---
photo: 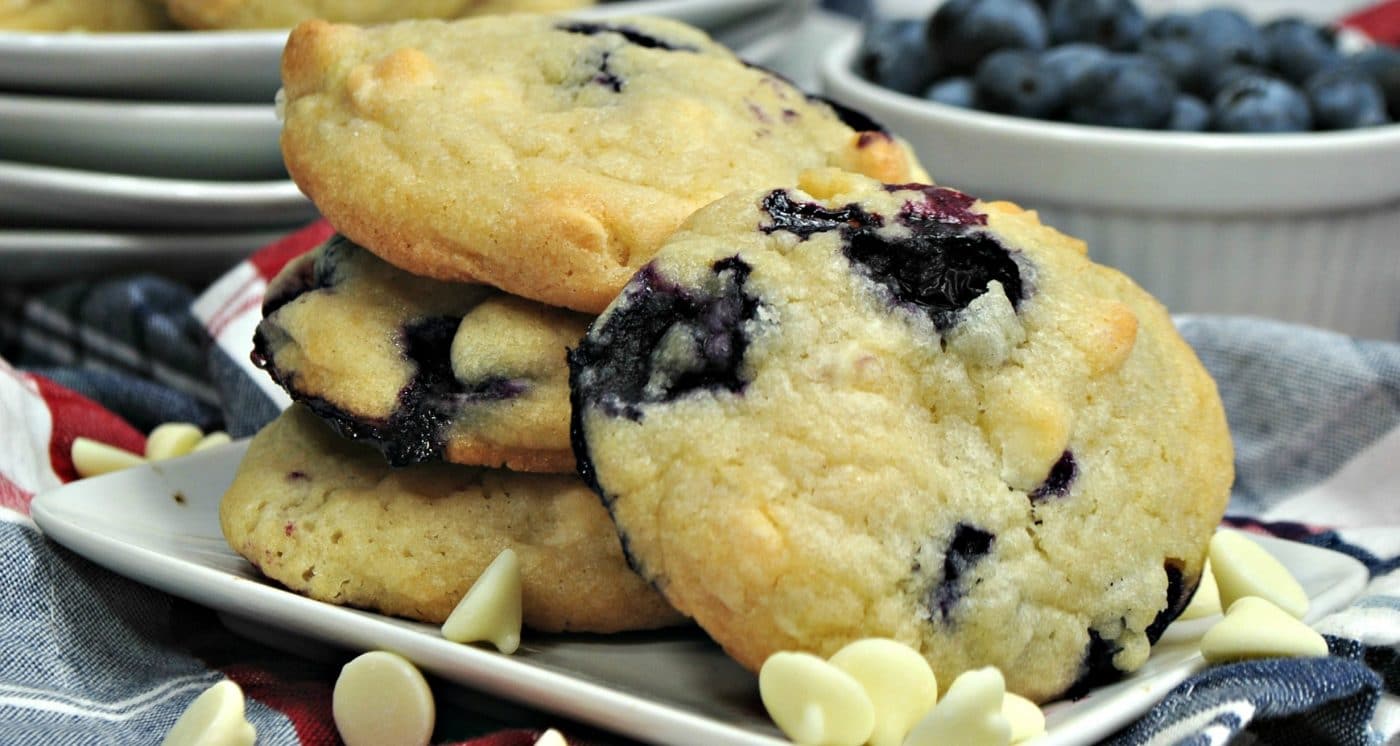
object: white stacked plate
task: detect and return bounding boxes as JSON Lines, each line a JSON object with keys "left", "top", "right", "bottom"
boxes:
{"left": 0, "top": 0, "right": 810, "bottom": 283}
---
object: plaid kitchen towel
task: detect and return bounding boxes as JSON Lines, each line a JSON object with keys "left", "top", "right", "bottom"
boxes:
{"left": 1, "top": 222, "right": 1398, "bottom": 744}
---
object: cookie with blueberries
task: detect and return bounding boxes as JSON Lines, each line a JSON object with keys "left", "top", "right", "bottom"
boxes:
{"left": 279, "top": 15, "right": 927, "bottom": 314}
{"left": 254, "top": 234, "right": 587, "bottom": 473}
{"left": 221, "top": 403, "right": 683, "bottom": 632}
{"left": 569, "top": 170, "right": 1233, "bottom": 703}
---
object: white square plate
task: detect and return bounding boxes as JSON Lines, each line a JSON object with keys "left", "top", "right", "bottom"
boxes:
{"left": 30, "top": 443, "right": 1369, "bottom": 745}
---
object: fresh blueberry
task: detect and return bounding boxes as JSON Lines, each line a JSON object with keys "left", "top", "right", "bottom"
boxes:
{"left": 1346, "top": 46, "right": 1400, "bottom": 120}
{"left": 1142, "top": 11, "right": 1195, "bottom": 44}
{"left": 928, "top": 0, "right": 1050, "bottom": 73}
{"left": 1165, "top": 93, "right": 1210, "bottom": 130}
{"left": 1140, "top": 13, "right": 1202, "bottom": 88}
{"left": 1041, "top": 42, "right": 1111, "bottom": 91}
{"left": 1211, "top": 74, "right": 1313, "bottom": 132}
{"left": 925, "top": 76, "right": 978, "bottom": 108}
{"left": 1201, "top": 63, "right": 1273, "bottom": 99}
{"left": 1064, "top": 53, "right": 1177, "bottom": 128}
{"left": 974, "top": 48, "right": 1069, "bottom": 118}
{"left": 1261, "top": 17, "right": 1341, "bottom": 85}
{"left": 1305, "top": 66, "right": 1390, "bottom": 129}
{"left": 1189, "top": 8, "right": 1269, "bottom": 76}
{"left": 858, "top": 16, "right": 941, "bottom": 95}
{"left": 1045, "top": 0, "right": 1145, "bottom": 51}
{"left": 1140, "top": 38, "right": 1200, "bottom": 90}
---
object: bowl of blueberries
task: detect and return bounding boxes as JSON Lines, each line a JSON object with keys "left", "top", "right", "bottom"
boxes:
{"left": 820, "top": 0, "right": 1400, "bottom": 340}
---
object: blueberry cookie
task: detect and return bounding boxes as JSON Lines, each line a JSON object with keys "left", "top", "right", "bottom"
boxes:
{"left": 164, "top": 0, "right": 593, "bottom": 30}
{"left": 253, "top": 235, "right": 585, "bottom": 472}
{"left": 1, "top": 0, "right": 170, "bottom": 31}
{"left": 279, "top": 15, "right": 928, "bottom": 313}
{"left": 221, "top": 403, "right": 682, "bottom": 632}
{"left": 569, "top": 170, "right": 1233, "bottom": 702}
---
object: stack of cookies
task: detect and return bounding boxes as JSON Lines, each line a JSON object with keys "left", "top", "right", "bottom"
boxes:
{"left": 220, "top": 15, "right": 925, "bottom": 637}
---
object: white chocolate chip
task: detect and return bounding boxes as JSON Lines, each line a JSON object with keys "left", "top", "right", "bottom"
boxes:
{"left": 903, "top": 667, "right": 1011, "bottom": 746}
{"left": 759, "top": 651, "right": 875, "bottom": 746}
{"left": 1178, "top": 559, "right": 1222, "bottom": 621}
{"left": 827, "top": 638, "right": 937, "bottom": 746}
{"left": 441, "top": 548, "right": 523, "bottom": 654}
{"left": 146, "top": 422, "right": 205, "bottom": 461}
{"left": 160, "top": 680, "right": 257, "bottom": 746}
{"left": 1001, "top": 693, "right": 1044, "bottom": 744}
{"left": 333, "top": 651, "right": 435, "bottom": 746}
{"left": 192, "top": 432, "right": 233, "bottom": 452}
{"left": 1200, "top": 596, "right": 1329, "bottom": 664}
{"left": 1209, "top": 531, "right": 1309, "bottom": 618}
{"left": 71, "top": 437, "right": 145, "bottom": 478}
{"left": 533, "top": 728, "right": 568, "bottom": 746}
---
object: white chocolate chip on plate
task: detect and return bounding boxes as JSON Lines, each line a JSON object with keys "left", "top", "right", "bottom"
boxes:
{"left": 1200, "top": 596, "right": 1329, "bottom": 664}
{"left": 903, "top": 667, "right": 1011, "bottom": 746}
{"left": 160, "top": 679, "right": 257, "bottom": 746}
{"left": 759, "top": 651, "right": 875, "bottom": 746}
{"left": 827, "top": 638, "right": 937, "bottom": 746}
{"left": 533, "top": 728, "right": 568, "bottom": 746}
{"left": 192, "top": 431, "right": 233, "bottom": 452}
{"left": 1209, "top": 530, "right": 1310, "bottom": 618}
{"left": 71, "top": 437, "right": 145, "bottom": 478}
{"left": 146, "top": 422, "right": 205, "bottom": 461}
{"left": 1001, "top": 693, "right": 1045, "bottom": 744}
{"left": 333, "top": 651, "right": 435, "bottom": 746}
{"left": 441, "top": 547, "right": 523, "bottom": 654}
{"left": 1178, "top": 558, "right": 1222, "bottom": 621}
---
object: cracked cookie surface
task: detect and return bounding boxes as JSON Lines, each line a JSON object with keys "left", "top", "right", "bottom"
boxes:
{"left": 221, "top": 403, "right": 682, "bottom": 632}
{"left": 279, "top": 15, "right": 927, "bottom": 313}
{"left": 569, "top": 171, "right": 1233, "bottom": 702}
{"left": 253, "top": 235, "right": 585, "bottom": 472}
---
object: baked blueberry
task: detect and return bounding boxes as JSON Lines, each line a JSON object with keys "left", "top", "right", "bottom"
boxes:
{"left": 254, "top": 235, "right": 589, "bottom": 472}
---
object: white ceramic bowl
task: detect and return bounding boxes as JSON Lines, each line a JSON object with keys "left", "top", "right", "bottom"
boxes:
{"left": 820, "top": 29, "right": 1400, "bottom": 341}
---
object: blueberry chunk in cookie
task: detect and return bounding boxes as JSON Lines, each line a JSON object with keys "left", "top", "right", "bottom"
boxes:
{"left": 570, "top": 170, "right": 1233, "bottom": 703}
{"left": 254, "top": 235, "right": 587, "bottom": 472}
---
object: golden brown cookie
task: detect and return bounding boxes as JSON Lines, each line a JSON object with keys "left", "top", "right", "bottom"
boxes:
{"left": 279, "top": 15, "right": 928, "bottom": 313}
{"left": 221, "top": 403, "right": 683, "bottom": 633}
{"left": 569, "top": 170, "right": 1233, "bottom": 702}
